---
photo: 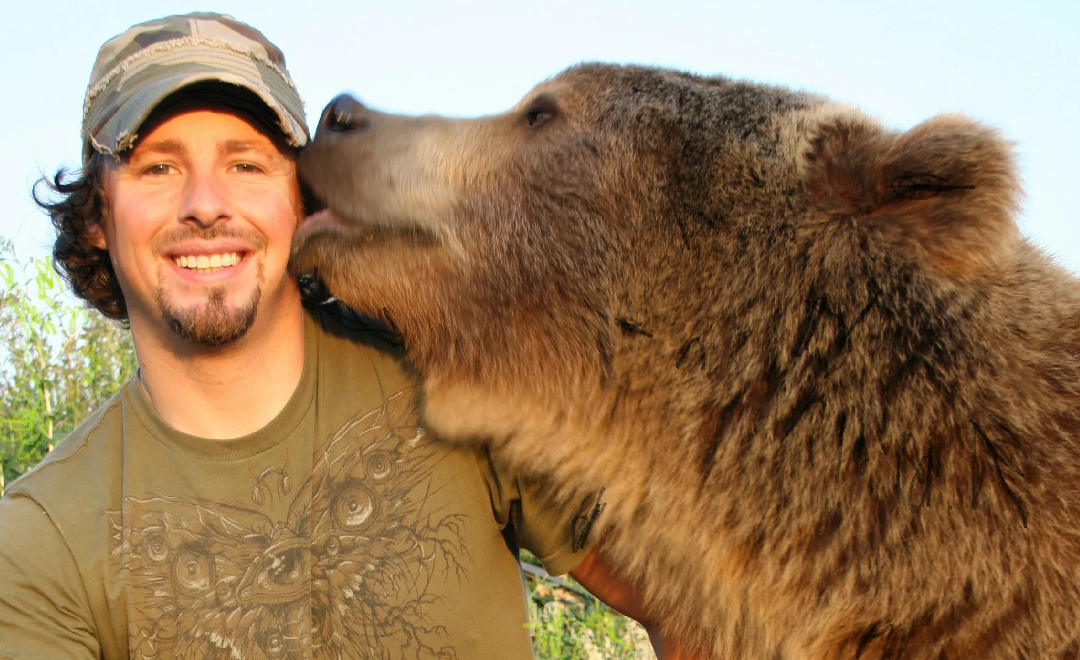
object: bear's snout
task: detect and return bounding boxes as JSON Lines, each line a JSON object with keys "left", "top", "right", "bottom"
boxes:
{"left": 321, "top": 94, "right": 370, "bottom": 135}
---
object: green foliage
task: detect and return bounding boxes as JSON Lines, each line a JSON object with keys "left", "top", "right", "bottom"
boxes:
{"left": 0, "top": 237, "right": 137, "bottom": 491}
{"left": 520, "top": 549, "right": 657, "bottom": 660}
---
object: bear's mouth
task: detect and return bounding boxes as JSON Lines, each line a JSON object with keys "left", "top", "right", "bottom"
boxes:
{"left": 296, "top": 208, "right": 441, "bottom": 249}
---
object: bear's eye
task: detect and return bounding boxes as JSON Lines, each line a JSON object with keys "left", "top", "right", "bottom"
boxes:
{"left": 523, "top": 94, "right": 558, "bottom": 129}
{"left": 526, "top": 109, "right": 553, "bottom": 127}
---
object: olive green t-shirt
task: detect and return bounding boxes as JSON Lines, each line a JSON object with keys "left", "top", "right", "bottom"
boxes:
{"left": 0, "top": 309, "right": 598, "bottom": 659}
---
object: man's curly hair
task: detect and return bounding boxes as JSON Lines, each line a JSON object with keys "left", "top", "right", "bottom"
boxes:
{"left": 32, "top": 151, "right": 127, "bottom": 322}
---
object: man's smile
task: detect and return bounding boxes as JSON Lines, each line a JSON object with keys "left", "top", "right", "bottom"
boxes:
{"left": 162, "top": 239, "right": 262, "bottom": 281}
{"left": 173, "top": 252, "right": 241, "bottom": 271}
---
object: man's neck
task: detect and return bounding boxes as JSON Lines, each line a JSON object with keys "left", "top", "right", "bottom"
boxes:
{"left": 130, "top": 299, "right": 308, "bottom": 440}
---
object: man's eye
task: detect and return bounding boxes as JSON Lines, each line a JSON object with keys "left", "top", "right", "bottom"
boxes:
{"left": 145, "top": 164, "right": 174, "bottom": 175}
{"left": 233, "top": 163, "right": 263, "bottom": 174}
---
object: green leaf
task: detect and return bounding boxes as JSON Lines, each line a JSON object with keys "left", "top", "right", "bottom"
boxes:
{"left": 0, "top": 261, "right": 14, "bottom": 289}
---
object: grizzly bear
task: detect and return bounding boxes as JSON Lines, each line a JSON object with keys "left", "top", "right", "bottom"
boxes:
{"left": 289, "top": 64, "right": 1080, "bottom": 659}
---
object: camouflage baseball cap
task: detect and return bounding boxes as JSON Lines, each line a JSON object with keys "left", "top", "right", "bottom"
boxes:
{"left": 82, "top": 12, "right": 308, "bottom": 165}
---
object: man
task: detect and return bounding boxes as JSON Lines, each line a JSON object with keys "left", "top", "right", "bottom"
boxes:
{"left": 0, "top": 12, "right": 700, "bottom": 660}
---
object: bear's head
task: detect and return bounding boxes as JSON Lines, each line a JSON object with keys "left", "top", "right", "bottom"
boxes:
{"left": 291, "top": 63, "right": 1026, "bottom": 451}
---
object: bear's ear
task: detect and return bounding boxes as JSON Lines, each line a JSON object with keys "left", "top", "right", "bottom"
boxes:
{"left": 800, "top": 111, "right": 1023, "bottom": 278}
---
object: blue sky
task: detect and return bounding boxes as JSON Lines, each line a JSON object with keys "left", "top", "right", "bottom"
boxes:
{"left": 2, "top": 0, "right": 1077, "bottom": 273}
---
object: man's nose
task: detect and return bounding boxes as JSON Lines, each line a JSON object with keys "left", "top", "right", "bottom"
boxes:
{"left": 319, "top": 94, "right": 370, "bottom": 135}
{"left": 179, "top": 168, "right": 229, "bottom": 228}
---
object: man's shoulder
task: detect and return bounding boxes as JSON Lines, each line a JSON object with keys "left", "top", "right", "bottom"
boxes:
{"left": 4, "top": 383, "right": 129, "bottom": 507}
{"left": 308, "top": 303, "right": 405, "bottom": 354}
{"left": 308, "top": 304, "right": 418, "bottom": 389}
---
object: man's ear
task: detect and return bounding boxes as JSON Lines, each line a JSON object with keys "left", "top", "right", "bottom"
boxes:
{"left": 86, "top": 219, "right": 108, "bottom": 250}
{"left": 800, "top": 110, "right": 1022, "bottom": 279}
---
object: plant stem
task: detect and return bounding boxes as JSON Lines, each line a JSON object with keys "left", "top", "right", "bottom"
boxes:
{"left": 31, "top": 325, "right": 53, "bottom": 452}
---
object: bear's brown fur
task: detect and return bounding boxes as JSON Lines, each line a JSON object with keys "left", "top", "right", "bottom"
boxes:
{"left": 291, "top": 64, "right": 1080, "bottom": 659}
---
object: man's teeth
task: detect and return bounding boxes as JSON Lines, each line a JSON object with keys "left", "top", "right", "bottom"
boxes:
{"left": 173, "top": 253, "right": 242, "bottom": 272}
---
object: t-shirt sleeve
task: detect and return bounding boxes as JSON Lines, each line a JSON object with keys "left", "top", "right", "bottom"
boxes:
{"left": 0, "top": 494, "right": 99, "bottom": 660}
{"left": 475, "top": 447, "right": 604, "bottom": 577}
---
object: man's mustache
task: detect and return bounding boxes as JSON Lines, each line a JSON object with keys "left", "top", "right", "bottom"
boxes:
{"left": 151, "top": 225, "right": 268, "bottom": 254}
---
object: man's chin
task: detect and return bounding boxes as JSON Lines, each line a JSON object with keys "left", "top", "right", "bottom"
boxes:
{"left": 158, "top": 287, "right": 262, "bottom": 348}
{"left": 164, "top": 310, "right": 257, "bottom": 347}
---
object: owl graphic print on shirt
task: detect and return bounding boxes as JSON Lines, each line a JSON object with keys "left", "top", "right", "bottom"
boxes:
{"left": 107, "top": 389, "right": 470, "bottom": 660}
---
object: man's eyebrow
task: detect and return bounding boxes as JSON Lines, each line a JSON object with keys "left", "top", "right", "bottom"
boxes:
{"left": 220, "top": 139, "right": 274, "bottom": 156}
{"left": 135, "top": 138, "right": 187, "bottom": 156}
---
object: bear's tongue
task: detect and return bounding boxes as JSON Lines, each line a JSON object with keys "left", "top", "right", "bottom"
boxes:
{"left": 300, "top": 208, "right": 347, "bottom": 232}
{"left": 296, "top": 208, "right": 441, "bottom": 249}
{"left": 295, "top": 208, "right": 350, "bottom": 244}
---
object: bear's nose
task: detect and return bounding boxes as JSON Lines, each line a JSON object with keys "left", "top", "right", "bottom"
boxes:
{"left": 322, "top": 94, "right": 369, "bottom": 134}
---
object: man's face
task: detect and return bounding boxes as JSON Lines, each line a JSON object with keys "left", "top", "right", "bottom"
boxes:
{"left": 100, "top": 106, "right": 303, "bottom": 347}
